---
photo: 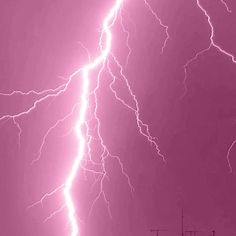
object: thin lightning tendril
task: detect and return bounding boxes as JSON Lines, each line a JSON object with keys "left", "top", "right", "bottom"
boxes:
{"left": 43, "top": 205, "right": 66, "bottom": 223}
{"left": 183, "top": 0, "right": 236, "bottom": 172}
{"left": 220, "top": 0, "right": 232, "bottom": 13}
{"left": 119, "top": 11, "right": 132, "bottom": 67}
{"left": 143, "top": 0, "right": 169, "bottom": 53}
{"left": 109, "top": 54, "right": 165, "bottom": 161}
{"left": 31, "top": 104, "right": 78, "bottom": 165}
{"left": 226, "top": 140, "right": 235, "bottom": 173}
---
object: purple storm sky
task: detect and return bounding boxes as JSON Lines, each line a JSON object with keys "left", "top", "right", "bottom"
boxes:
{"left": 1, "top": 0, "right": 236, "bottom": 236}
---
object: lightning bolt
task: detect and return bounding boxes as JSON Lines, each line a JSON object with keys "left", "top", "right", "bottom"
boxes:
{"left": 182, "top": 0, "right": 236, "bottom": 172}
{"left": 4, "top": 0, "right": 234, "bottom": 234}
{"left": 119, "top": 10, "right": 132, "bottom": 67}
{"left": 143, "top": 0, "right": 169, "bottom": 53}
{"left": 195, "top": 0, "right": 235, "bottom": 61}
{"left": 220, "top": 0, "right": 232, "bottom": 13}
{"left": 183, "top": 0, "right": 236, "bottom": 95}
{"left": 63, "top": 1, "right": 126, "bottom": 234}
{"left": 1, "top": 0, "right": 168, "bottom": 235}
{"left": 226, "top": 139, "right": 235, "bottom": 173}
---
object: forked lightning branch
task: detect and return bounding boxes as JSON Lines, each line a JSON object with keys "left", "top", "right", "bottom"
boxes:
{"left": 1, "top": 0, "right": 235, "bottom": 236}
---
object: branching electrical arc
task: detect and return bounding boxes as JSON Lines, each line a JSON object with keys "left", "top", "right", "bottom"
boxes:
{"left": 1, "top": 0, "right": 166, "bottom": 235}
{"left": 1, "top": 0, "right": 236, "bottom": 235}
{"left": 183, "top": 0, "right": 236, "bottom": 173}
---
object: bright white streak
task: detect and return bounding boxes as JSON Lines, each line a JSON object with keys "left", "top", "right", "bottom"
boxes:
{"left": 63, "top": 1, "right": 123, "bottom": 235}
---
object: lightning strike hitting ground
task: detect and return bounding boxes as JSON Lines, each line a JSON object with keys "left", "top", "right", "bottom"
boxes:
{"left": 182, "top": 0, "right": 236, "bottom": 172}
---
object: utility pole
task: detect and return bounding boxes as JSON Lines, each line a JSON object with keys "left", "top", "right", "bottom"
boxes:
{"left": 181, "top": 208, "right": 184, "bottom": 236}
{"left": 185, "top": 230, "right": 201, "bottom": 236}
{"left": 150, "top": 229, "right": 168, "bottom": 236}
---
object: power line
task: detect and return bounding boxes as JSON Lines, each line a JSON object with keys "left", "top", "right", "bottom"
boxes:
{"left": 182, "top": 208, "right": 184, "bottom": 236}
{"left": 150, "top": 229, "right": 168, "bottom": 236}
{"left": 185, "top": 230, "right": 201, "bottom": 236}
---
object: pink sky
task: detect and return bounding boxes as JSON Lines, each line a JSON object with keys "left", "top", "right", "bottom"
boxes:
{"left": 0, "top": 0, "right": 236, "bottom": 236}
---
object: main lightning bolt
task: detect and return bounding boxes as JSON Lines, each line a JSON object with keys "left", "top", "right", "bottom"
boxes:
{"left": 65, "top": 0, "right": 167, "bottom": 233}
{"left": 63, "top": 1, "right": 125, "bottom": 235}
{"left": 0, "top": 0, "right": 168, "bottom": 235}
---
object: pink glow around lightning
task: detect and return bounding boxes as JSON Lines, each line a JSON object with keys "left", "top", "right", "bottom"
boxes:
{"left": 2, "top": 0, "right": 236, "bottom": 235}
{"left": 61, "top": 0, "right": 168, "bottom": 234}
{"left": 63, "top": 1, "right": 124, "bottom": 235}
{"left": 11, "top": 0, "right": 166, "bottom": 235}
{"left": 9, "top": 1, "right": 167, "bottom": 233}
